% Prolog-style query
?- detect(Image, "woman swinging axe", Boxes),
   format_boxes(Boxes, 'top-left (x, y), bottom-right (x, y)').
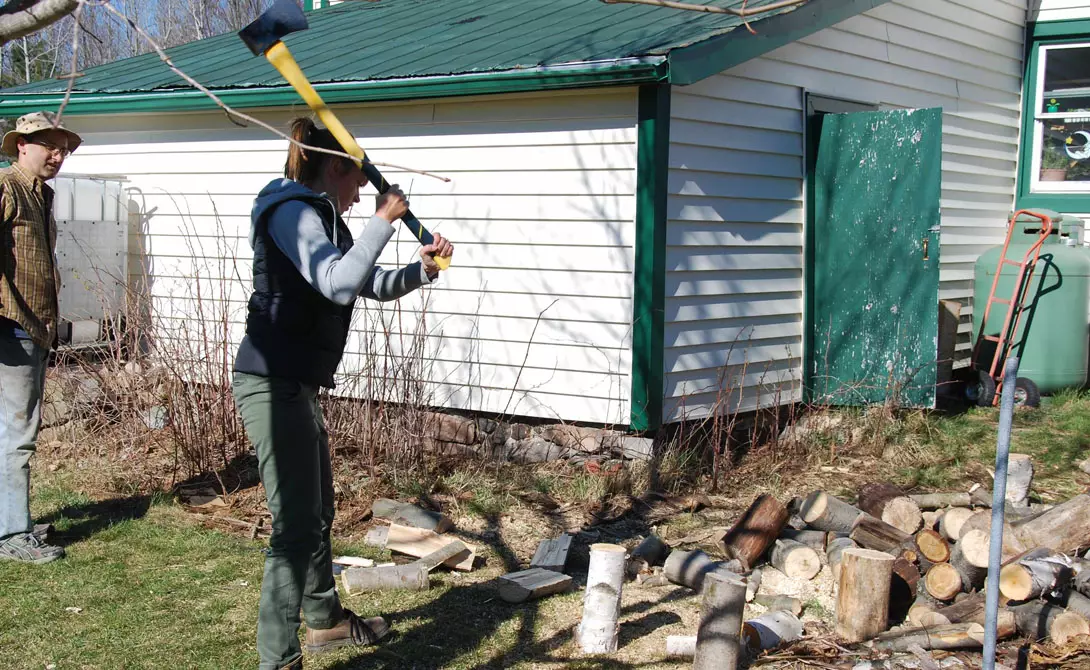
top-left (231, 117), bottom-right (454, 670)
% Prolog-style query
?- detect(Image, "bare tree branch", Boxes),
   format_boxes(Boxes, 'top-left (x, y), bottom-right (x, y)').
top-left (53, 0), bottom-right (82, 121)
top-left (600, 0), bottom-right (807, 18)
top-left (0, 0), bottom-right (78, 47)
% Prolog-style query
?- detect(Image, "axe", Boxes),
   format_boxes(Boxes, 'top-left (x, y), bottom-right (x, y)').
top-left (239, 0), bottom-right (450, 270)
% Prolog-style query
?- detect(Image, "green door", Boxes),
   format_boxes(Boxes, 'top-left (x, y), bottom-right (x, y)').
top-left (809, 107), bottom-right (942, 408)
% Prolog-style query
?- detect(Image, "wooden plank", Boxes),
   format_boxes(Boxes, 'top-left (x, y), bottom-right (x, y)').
top-left (385, 524), bottom-right (476, 571)
top-left (496, 567), bottom-right (572, 603)
top-left (530, 535), bottom-right (572, 573)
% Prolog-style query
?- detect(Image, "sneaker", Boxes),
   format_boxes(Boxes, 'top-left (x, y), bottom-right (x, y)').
top-left (304, 609), bottom-right (389, 654)
top-left (0, 532), bottom-right (65, 564)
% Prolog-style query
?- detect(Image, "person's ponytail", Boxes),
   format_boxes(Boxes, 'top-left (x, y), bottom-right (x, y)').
top-left (282, 116), bottom-right (348, 186)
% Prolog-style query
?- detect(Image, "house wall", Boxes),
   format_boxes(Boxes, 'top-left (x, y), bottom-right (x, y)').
top-left (1031, 0), bottom-right (1090, 22)
top-left (664, 0), bottom-right (1027, 422)
top-left (59, 89), bottom-right (639, 424)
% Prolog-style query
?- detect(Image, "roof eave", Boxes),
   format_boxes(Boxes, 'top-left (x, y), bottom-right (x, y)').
top-left (667, 0), bottom-right (893, 86)
top-left (0, 57), bottom-right (669, 116)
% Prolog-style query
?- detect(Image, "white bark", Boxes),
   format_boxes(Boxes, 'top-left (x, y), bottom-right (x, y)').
top-left (579, 544), bottom-right (626, 654)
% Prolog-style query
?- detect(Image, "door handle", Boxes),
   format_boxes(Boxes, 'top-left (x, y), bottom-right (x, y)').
top-left (922, 237), bottom-right (929, 261)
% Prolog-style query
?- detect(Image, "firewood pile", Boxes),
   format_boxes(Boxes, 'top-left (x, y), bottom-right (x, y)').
top-left (622, 460), bottom-right (1090, 667)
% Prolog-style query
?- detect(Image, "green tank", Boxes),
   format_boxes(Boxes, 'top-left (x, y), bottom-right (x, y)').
top-left (972, 210), bottom-right (1090, 395)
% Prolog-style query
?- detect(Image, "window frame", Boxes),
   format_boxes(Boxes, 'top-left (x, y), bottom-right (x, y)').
top-left (1028, 41), bottom-right (1090, 194)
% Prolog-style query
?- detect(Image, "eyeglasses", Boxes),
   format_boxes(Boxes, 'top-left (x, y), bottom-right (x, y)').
top-left (29, 138), bottom-right (70, 158)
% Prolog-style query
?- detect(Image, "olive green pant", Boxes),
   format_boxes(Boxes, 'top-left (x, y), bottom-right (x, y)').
top-left (232, 372), bottom-right (343, 670)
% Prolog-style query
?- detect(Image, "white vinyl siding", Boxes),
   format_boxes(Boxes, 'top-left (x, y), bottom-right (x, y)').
top-left (664, 0), bottom-right (1027, 422)
top-left (1032, 0), bottom-right (1090, 22)
top-left (60, 89), bottom-right (639, 424)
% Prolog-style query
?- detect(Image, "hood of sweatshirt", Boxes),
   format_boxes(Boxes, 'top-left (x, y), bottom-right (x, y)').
top-left (249, 177), bottom-right (336, 249)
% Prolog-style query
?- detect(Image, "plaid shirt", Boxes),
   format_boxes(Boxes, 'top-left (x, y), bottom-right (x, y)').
top-left (0, 163), bottom-right (59, 349)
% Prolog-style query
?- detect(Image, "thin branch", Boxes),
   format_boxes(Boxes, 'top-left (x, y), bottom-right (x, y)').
top-left (53, 0), bottom-right (83, 122)
top-left (0, 0), bottom-right (78, 47)
top-left (77, 0), bottom-right (450, 183)
top-left (600, 0), bottom-right (808, 18)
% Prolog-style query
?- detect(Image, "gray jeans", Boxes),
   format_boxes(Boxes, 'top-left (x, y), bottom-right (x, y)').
top-left (0, 335), bottom-right (47, 540)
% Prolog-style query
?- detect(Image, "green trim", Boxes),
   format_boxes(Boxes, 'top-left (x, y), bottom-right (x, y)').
top-left (0, 60), bottom-right (667, 116)
top-left (667, 0), bottom-right (891, 85)
top-left (1028, 18), bottom-right (1090, 40)
top-left (630, 84), bottom-right (670, 432)
top-left (303, 0), bottom-right (314, 10)
top-left (1015, 35), bottom-right (1090, 212)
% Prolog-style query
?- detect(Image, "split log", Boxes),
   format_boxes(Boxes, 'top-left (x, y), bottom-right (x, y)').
top-left (578, 544), bottom-right (626, 654)
top-left (371, 498), bottom-right (453, 533)
top-left (665, 635), bottom-right (697, 659)
top-left (890, 556), bottom-right (921, 622)
top-left (364, 525), bottom-right (389, 548)
top-left (836, 548), bottom-right (894, 643)
top-left (694, 571), bottom-right (747, 670)
top-left (857, 482), bottom-right (923, 534)
top-left (915, 529), bottom-right (951, 565)
top-left (497, 567), bottom-right (572, 603)
top-left (827, 537), bottom-right (857, 582)
top-left (785, 515), bottom-right (807, 531)
top-left (1002, 453), bottom-right (1034, 508)
top-left (921, 509), bottom-right (943, 531)
top-left (1051, 611), bottom-right (1090, 645)
top-left (745, 569), bottom-right (762, 603)
top-left (873, 620), bottom-right (1015, 652)
top-left (417, 540), bottom-right (471, 572)
top-left (770, 539), bottom-right (821, 580)
top-left (999, 548), bottom-right (1074, 602)
top-left (939, 507), bottom-right (974, 542)
top-left (950, 529), bottom-right (990, 591)
top-left (664, 549), bottom-right (741, 592)
top-left (742, 610), bottom-right (804, 653)
top-left (1013, 600), bottom-right (1064, 640)
top-left (753, 594), bottom-right (803, 616)
top-left (386, 524), bottom-right (476, 571)
top-left (800, 491), bottom-right (864, 533)
top-left (341, 563), bottom-right (429, 594)
top-left (531, 535), bottom-right (572, 573)
top-left (923, 562), bottom-right (963, 602)
top-left (719, 494), bottom-right (789, 571)
top-left (779, 529), bottom-right (829, 553)
top-left (850, 514), bottom-right (914, 555)
top-left (1012, 494), bottom-right (1090, 555)
top-left (626, 534), bottom-right (669, 577)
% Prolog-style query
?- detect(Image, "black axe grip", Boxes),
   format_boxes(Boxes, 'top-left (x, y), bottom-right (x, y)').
top-left (361, 162), bottom-right (434, 247)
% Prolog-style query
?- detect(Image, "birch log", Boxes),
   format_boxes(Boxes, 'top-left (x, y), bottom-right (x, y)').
top-left (665, 635), bottom-right (697, 659)
top-left (1002, 453), bottom-right (1034, 508)
top-left (626, 534), bottom-right (669, 577)
top-left (745, 568), bottom-right (762, 603)
top-left (836, 548), bottom-right (894, 643)
top-left (770, 539), bottom-right (821, 580)
top-left (719, 494), bottom-right (788, 571)
top-left (579, 544), bottom-right (626, 654)
top-left (694, 571), bottom-right (746, 670)
top-left (664, 549), bottom-right (741, 592)
top-left (341, 563), bottom-right (429, 594)
top-left (857, 482), bottom-right (923, 534)
top-left (800, 491), bottom-right (864, 533)
top-left (742, 611), bottom-right (804, 653)
top-left (999, 548), bottom-right (1074, 602)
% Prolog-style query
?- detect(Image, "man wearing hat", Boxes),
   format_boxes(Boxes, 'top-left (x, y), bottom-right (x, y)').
top-left (0, 111), bottom-right (81, 564)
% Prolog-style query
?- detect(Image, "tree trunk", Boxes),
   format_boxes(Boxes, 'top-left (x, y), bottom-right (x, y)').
top-left (939, 507), bottom-right (974, 542)
top-left (626, 534), bottom-right (669, 577)
top-left (999, 548), bottom-right (1074, 602)
top-left (915, 529), bottom-right (951, 565)
top-left (857, 482), bottom-right (923, 534)
top-left (1012, 494), bottom-right (1090, 555)
top-left (694, 571), bottom-right (747, 670)
top-left (950, 529), bottom-right (990, 591)
top-left (341, 563), bottom-right (429, 594)
top-left (770, 539), bottom-right (821, 580)
top-left (719, 493), bottom-right (788, 571)
top-left (827, 537), bottom-right (857, 582)
top-left (578, 544), bottom-right (626, 654)
top-left (924, 562), bottom-right (963, 602)
top-left (742, 610), bottom-right (804, 653)
top-left (850, 513), bottom-right (914, 555)
top-left (836, 548), bottom-right (894, 643)
top-left (800, 491), bottom-right (863, 533)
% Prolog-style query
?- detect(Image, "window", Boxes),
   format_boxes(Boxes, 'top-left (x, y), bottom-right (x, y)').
top-left (1031, 43), bottom-right (1090, 192)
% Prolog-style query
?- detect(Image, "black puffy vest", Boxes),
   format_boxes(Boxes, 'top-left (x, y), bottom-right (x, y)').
top-left (233, 194), bottom-right (355, 388)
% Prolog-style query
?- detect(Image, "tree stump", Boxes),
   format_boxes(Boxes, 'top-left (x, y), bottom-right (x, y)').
top-left (857, 482), bottom-right (923, 534)
top-left (694, 571), bottom-right (746, 670)
top-left (836, 548), bottom-right (894, 643)
top-left (578, 544), bottom-right (626, 654)
top-left (800, 491), bottom-right (863, 533)
top-left (719, 494), bottom-right (788, 571)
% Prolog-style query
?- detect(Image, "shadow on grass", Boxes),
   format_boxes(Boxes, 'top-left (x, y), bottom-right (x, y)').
top-left (39, 494), bottom-right (153, 544)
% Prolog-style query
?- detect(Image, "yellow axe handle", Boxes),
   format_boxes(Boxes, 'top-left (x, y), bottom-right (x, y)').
top-left (264, 41), bottom-right (451, 271)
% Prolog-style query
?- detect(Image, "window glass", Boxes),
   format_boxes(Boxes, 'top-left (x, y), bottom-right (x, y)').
top-left (1039, 120), bottom-right (1090, 183)
top-left (1041, 45), bottom-right (1090, 115)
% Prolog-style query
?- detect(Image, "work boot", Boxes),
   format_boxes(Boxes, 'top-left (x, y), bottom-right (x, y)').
top-left (0, 532), bottom-right (65, 564)
top-left (304, 609), bottom-right (389, 654)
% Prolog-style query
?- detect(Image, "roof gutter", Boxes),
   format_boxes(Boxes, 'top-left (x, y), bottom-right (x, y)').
top-left (0, 57), bottom-right (668, 116)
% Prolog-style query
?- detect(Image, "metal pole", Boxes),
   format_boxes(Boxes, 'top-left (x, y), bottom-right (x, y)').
top-left (983, 356), bottom-right (1019, 670)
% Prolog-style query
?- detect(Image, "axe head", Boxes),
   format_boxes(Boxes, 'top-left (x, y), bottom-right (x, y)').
top-left (238, 0), bottom-right (309, 56)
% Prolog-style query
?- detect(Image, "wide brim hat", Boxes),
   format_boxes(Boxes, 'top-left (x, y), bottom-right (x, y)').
top-left (2, 111), bottom-right (83, 157)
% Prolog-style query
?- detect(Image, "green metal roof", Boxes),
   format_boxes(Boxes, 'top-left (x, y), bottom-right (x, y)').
top-left (0, 0), bottom-right (885, 115)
